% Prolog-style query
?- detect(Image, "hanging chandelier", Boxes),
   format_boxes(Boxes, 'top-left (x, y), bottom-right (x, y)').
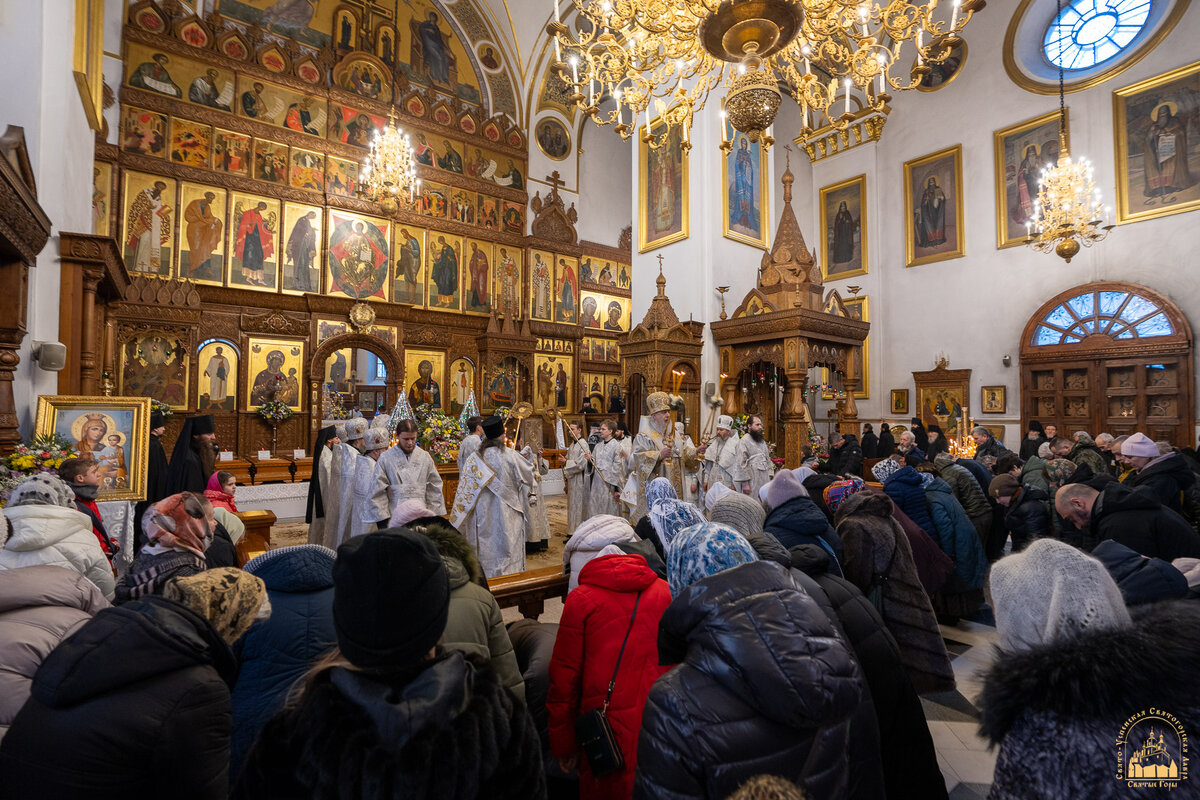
top-left (1024, 0), bottom-right (1112, 262)
top-left (546, 0), bottom-right (984, 149)
top-left (358, 108), bottom-right (419, 215)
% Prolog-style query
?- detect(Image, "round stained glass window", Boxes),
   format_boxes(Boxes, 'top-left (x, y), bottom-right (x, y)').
top-left (1043, 0), bottom-right (1152, 69)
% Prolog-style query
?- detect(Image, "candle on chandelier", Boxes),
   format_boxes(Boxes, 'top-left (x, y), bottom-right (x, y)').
top-left (553, 0), bottom-right (560, 23)
top-left (916, 29), bottom-right (924, 64)
top-left (801, 100), bottom-right (808, 129)
top-left (844, 79), bottom-right (851, 114)
top-left (952, 0), bottom-right (960, 29)
top-left (645, 106), bottom-right (651, 135)
top-left (719, 109), bottom-right (728, 143)
top-left (570, 56), bottom-right (579, 84)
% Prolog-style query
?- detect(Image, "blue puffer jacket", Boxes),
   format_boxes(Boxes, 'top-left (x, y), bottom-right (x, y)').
top-left (923, 477), bottom-right (988, 591)
top-left (764, 495), bottom-right (844, 576)
top-left (882, 467), bottom-right (935, 535)
top-left (230, 545), bottom-right (337, 778)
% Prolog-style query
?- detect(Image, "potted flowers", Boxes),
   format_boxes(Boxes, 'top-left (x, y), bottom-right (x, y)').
top-left (256, 401), bottom-right (293, 455)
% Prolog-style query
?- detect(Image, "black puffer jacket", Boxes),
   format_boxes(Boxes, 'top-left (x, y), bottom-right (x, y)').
top-left (635, 561), bottom-right (862, 800)
top-left (0, 597), bottom-right (236, 798)
top-left (764, 495), bottom-right (843, 574)
top-left (860, 431), bottom-right (878, 459)
top-left (1090, 482), bottom-right (1200, 560)
top-left (1002, 485), bottom-right (1051, 551)
top-left (876, 428), bottom-right (896, 459)
top-left (1129, 453), bottom-right (1196, 513)
top-left (1091, 539), bottom-right (1188, 606)
top-left (829, 435), bottom-right (864, 477)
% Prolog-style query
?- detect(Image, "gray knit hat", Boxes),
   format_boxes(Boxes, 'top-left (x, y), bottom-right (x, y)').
top-left (989, 538), bottom-right (1130, 653)
top-left (710, 493), bottom-right (767, 538)
top-left (9, 473), bottom-right (77, 508)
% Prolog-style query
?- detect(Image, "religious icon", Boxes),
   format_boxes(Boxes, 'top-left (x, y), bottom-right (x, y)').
top-left (918, 384), bottom-right (966, 435)
top-left (555, 256), bottom-right (579, 324)
top-left (405, 350), bottom-right (445, 410)
top-left (451, 188), bottom-right (476, 224)
top-left (253, 139), bottom-right (289, 185)
top-left (502, 201), bottom-right (524, 234)
top-left (412, 11), bottom-right (454, 89)
top-left (723, 132), bottom-right (769, 248)
top-left (335, 8), bottom-right (358, 50)
top-left (120, 331), bottom-right (189, 409)
top-left (1114, 62), bottom-right (1200, 224)
top-left (495, 160), bottom-right (524, 190)
top-left (327, 211), bottom-right (390, 301)
top-left (246, 338), bottom-right (305, 411)
top-left (325, 348), bottom-right (351, 392)
top-left (916, 40), bottom-right (967, 92)
top-left (617, 263), bottom-right (631, 289)
top-left (122, 171), bottom-right (175, 277)
top-left (639, 110), bottom-right (689, 251)
top-left (530, 249), bottom-right (554, 320)
top-left (393, 227), bottom-right (425, 305)
top-left (228, 193), bottom-right (280, 291)
top-left (187, 66), bottom-right (232, 110)
top-left (426, 233), bottom-right (462, 311)
top-left (198, 339), bottom-right (237, 411)
top-left (329, 105), bottom-right (384, 148)
top-left (819, 175), bottom-right (868, 280)
top-left (167, 119), bottom-right (211, 168)
top-left (334, 56), bottom-right (392, 103)
top-left (121, 106), bottom-right (167, 158)
top-left (600, 295), bottom-right (629, 332)
top-left (213, 129), bottom-right (251, 175)
top-left (606, 340), bottom-right (618, 363)
top-left (890, 389), bottom-right (909, 415)
top-left (982, 385), bottom-right (1006, 413)
top-left (281, 202), bottom-right (322, 295)
top-left (905, 145), bottom-right (965, 267)
top-left (92, 161), bottom-right (112, 237)
top-left (437, 138), bottom-right (465, 173)
top-left (449, 357), bottom-right (475, 415)
top-left (126, 50), bottom-right (182, 98)
top-left (289, 149), bottom-right (325, 191)
top-left (325, 156), bottom-right (360, 197)
top-left (993, 110), bottom-right (1066, 247)
top-left (579, 294), bottom-right (601, 329)
top-left (377, 25), bottom-right (397, 66)
top-left (178, 183), bottom-right (226, 285)
top-left (35, 396), bottom-right (151, 502)
top-left (419, 182), bottom-right (448, 218)
top-left (463, 239), bottom-right (493, 315)
top-left (534, 354), bottom-right (573, 412)
top-left (478, 195), bottom-right (499, 230)
top-left (493, 246), bottom-right (522, 320)
top-left (478, 43), bottom-right (501, 71)
top-left (535, 118), bottom-right (571, 160)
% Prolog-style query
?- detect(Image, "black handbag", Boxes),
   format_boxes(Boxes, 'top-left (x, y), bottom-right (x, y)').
top-left (574, 591), bottom-right (642, 777)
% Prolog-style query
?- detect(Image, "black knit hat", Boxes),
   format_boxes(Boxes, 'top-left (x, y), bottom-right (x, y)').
top-left (333, 530), bottom-right (450, 669)
top-left (150, 410), bottom-right (165, 429)
top-left (481, 415), bottom-right (504, 439)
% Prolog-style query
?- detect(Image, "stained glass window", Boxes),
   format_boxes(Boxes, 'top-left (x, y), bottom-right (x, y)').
top-left (1044, 0), bottom-right (1151, 69)
top-left (1032, 290), bottom-right (1173, 345)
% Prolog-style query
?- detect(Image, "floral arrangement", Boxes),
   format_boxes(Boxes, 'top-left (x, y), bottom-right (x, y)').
top-left (0, 433), bottom-right (75, 504)
top-left (257, 401), bottom-right (294, 423)
top-left (149, 399), bottom-right (174, 422)
top-left (328, 406), bottom-right (352, 420)
top-left (808, 433), bottom-right (830, 463)
top-left (413, 404), bottom-right (460, 464)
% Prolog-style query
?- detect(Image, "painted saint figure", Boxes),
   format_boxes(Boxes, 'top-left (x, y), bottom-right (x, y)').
top-left (184, 191), bottom-right (222, 280)
top-left (1144, 102), bottom-right (1195, 198)
top-left (557, 259), bottom-right (577, 323)
top-left (416, 12), bottom-right (453, 85)
top-left (250, 350), bottom-right (287, 406)
top-left (235, 202), bottom-right (274, 286)
top-left (285, 211), bottom-right (318, 293)
top-left (188, 68), bottom-right (228, 110)
top-left (497, 247), bottom-right (520, 319)
top-left (467, 241), bottom-right (490, 311)
top-left (204, 346), bottom-right (230, 408)
top-left (831, 200), bottom-right (857, 264)
top-left (917, 175), bottom-right (947, 247)
top-left (437, 139), bottom-right (463, 173)
top-left (408, 360), bottom-right (441, 408)
top-left (731, 135), bottom-right (756, 229)
top-left (129, 53), bottom-right (181, 97)
top-left (395, 228), bottom-right (422, 303)
top-left (127, 181), bottom-right (172, 274)
top-left (531, 253), bottom-right (552, 319)
top-left (430, 236), bottom-right (458, 306)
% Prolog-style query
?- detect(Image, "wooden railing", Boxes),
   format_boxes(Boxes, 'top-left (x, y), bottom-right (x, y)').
top-left (235, 509), bottom-right (276, 565)
top-left (490, 566), bottom-right (569, 620)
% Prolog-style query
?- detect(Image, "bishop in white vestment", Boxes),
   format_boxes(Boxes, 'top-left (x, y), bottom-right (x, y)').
top-left (630, 392), bottom-right (700, 520)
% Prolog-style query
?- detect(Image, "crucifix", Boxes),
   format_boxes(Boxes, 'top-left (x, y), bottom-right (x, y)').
top-left (544, 170), bottom-right (565, 199)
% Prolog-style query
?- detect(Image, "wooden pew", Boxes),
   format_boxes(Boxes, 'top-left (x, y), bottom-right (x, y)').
top-left (490, 566), bottom-right (569, 620)
top-left (235, 508), bottom-right (276, 565)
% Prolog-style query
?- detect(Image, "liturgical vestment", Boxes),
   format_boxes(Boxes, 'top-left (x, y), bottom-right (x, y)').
top-left (563, 439), bottom-right (591, 535)
top-left (733, 436), bottom-right (775, 497)
top-left (369, 444), bottom-right (446, 523)
top-left (458, 445), bottom-right (534, 577)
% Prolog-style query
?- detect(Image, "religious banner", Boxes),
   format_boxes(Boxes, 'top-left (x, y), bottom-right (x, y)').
top-left (213, 129), bottom-right (251, 175)
top-left (555, 255), bottom-right (579, 324)
top-left (177, 183), bottom-right (226, 285)
top-left (122, 171), bottom-right (176, 277)
top-left (246, 338), bottom-right (305, 412)
top-left (168, 118), bottom-right (211, 168)
top-left (197, 338), bottom-right (237, 411)
top-left (426, 232), bottom-right (463, 311)
top-left (529, 249), bottom-right (554, 320)
top-left (723, 131), bottom-right (769, 248)
top-left (463, 239), bottom-right (493, 315)
top-left (993, 109), bottom-right (1067, 248)
top-left (405, 350), bottom-right (446, 411)
top-left (327, 210), bottom-right (390, 301)
top-left (228, 193), bottom-right (280, 291)
top-left (449, 358), bottom-right (475, 415)
top-left (393, 226), bottom-right (426, 305)
top-left (534, 353), bottom-right (573, 412)
top-left (639, 110), bottom-right (689, 252)
top-left (492, 245), bottom-right (522, 319)
top-left (281, 202), bottom-right (323, 295)
top-left (904, 145), bottom-right (965, 267)
top-left (120, 331), bottom-right (189, 409)
top-left (819, 174), bottom-right (868, 280)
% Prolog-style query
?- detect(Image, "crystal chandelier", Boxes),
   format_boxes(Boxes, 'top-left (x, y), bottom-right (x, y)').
top-left (359, 108), bottom-right (419, 215)
top-left (546, 0), bottom-right (984, 149)
top-left (1024, 0), bottom-right (1112, 262)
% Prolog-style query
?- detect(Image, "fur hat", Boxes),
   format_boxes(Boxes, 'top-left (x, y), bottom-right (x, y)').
top-left (764, 469), bottom-right (807, 510)
top-left (989, 474), bottom-right (1021, 499)
top-left (666, 521), bottom-right (758, 596)
top-left (710, 493), bottom-right (767, 537)
top-left (645, 391), bottom-right (671, 415)
top-left (871, 457), bottom-right (902, 483)
top-left (716, 414), bottom-right (734, 431)
top-left (334, 530), bottom-right (450, 669)
top-left (362, 428), bottom-right (390, 452)
top-left (1121, 432), bottom-right (1158, 458)
top-left (164, 567), bottom-right (268, 646)
top-left (989, 537), bottom-right (1130, 653)
top-left (344, 418), bottom-right (368, 442)
top-left (8, 473), bottom-right (77, 508)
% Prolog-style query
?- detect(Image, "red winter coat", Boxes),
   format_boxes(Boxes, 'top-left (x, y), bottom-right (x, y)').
top-left (548, 554), bottom-right (671, 800)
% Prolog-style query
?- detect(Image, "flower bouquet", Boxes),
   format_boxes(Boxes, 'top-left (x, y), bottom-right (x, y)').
top-left (414, 404), bottom-right (461, 465)
top-left (149, 399), bottom-right (174, 423)
top-left (256, 401), bottom-right (293, 423)
top-left (0, 433), bottom-right (75, 505)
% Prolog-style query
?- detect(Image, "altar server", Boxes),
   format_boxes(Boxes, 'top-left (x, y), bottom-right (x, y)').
top-left (370, 419), bottom-right (446, 524)
top-left (563, 420), bottom-right (591, 535)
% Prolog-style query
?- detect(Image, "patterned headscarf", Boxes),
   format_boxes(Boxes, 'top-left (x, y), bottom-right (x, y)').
top-left (872, 458), bottom-right (902, 483)
top-left (1044, 458), bottom-right (1077, 488)
top-left (8, 473), bottom-right (77, 508)
top-left (646, 477), bottom-right (678, 508)
top-left (917, 471), bottom-right (936, 488)
top-left (823, 478), bottom-right (866, 515)
top-left (142, 493), bottom-right (214, 557)
top-left (666, 522), bottom-right (759, 597)
top-left (164, 567), bottom-right (269, 646)
top-left (650, 499), bottom-right (705, 547)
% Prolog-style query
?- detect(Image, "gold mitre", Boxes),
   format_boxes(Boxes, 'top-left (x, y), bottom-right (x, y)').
top-left (646, 392), bottom-right (671, 415)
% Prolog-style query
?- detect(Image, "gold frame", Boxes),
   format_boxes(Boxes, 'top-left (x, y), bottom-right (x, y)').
top-left (534, 117), bottom-right (571, 161)
top-left (1002, 0), bottom-right (1191, 95)
top-left (121, 170), bottom-right (177, 278)
top-left (722, 131), bottom-right (771, 249)
top-left (1113, 59), bottom-right (1200, 225)
top-left (73, 0), bottom-right (105, 131)
top-left (915, 39), bottom-right (967, 93)
top-left (981, 384), bottom-right (1006, 414)
top-left (403, 348), bottom-right (448, 412)
top-left (35, 395), bottom-right (152, 502)
top-left (890, 389), bottom-right (909, 415)
top-left (904, 144), bottom-right (966, 267)
top-left (638, 111), bottom-right (690, 252)
top-left (993, 109), bottom-right (1069, 249)
top-left (819, 174), bottom-right (868, 280)
top-left (245, 337), bottom-right (306, 412)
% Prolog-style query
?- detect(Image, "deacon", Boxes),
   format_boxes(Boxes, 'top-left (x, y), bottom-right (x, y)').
top-left (305, 422), bottom-right (342, 546)
top-left (563, 420), bottom-right (591, 535)
top-left (457, 415), bottom-right (484, 472)
top-left (630, 392), bottom-right (699, 519)
top-left (674, 421), bottom-right (705, 506)
top-left (587, 418), bottom-right (626, 517)
top-left (164, 413), bottom-right (217, 495)
top-left (453, 416), bottom-right (534, 577)
top-left (700, 414), bottom-right (741, 494)
top-left (370, 419), bottom-right (446, 523)
top-left (732, 414), bottom-right (775, 496)
top-left (353, 427), bottom-right (391, 537)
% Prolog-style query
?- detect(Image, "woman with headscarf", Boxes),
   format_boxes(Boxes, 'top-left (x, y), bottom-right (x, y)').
top-left (115, 492), bottom-right (215, 604)
top-left (562, 514), bottom-right (639, 592)
top-left (709, 492), bottom-right (791, 567)
top-left (981, 538), bottom-right (1200, 799)
top-left (762, 470), bottom-right (843, 574)
top-left (636, 523), bottom-right (863, 798)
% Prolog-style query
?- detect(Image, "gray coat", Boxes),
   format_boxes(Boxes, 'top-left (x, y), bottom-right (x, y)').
top-left (934, 456), bottom-right (990, 519)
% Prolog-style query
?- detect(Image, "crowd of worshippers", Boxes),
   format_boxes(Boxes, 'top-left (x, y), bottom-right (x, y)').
top-left (1, 402), bottom-right (1200, 799)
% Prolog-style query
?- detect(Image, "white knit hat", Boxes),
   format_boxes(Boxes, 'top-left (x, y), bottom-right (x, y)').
top-left (989, 538), bottom-right (1130, 653)
top-left (704, 482), bottom-right (734, 512)
top-left (1121, 432), bottom-right (1158, 458)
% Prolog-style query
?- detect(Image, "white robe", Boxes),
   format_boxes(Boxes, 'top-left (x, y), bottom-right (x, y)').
top-left (563, 439), bottom-right (591, 535)
top-left (703, 432), bottom-right (741, 492)
top-left (631, 421), bottom-right (700, 520)
top-left (457, 433), bottom-right (481, 472)
top-left (733, 435), bottom-right (775, 497)
top-left (520, 446), bottom-right (550, 544)
top-left (588, 438), bottom-right (624, 517)
top-left (370, 445), bottom-right (446, 523)
top-left (307, 445), bottom-right (335, 546)
top-left (458, 445), bottom-right (533, 577)
top-left (352, 453), bottom-right (380, 537)
top-left (323, 442), bottom-right (360, 550)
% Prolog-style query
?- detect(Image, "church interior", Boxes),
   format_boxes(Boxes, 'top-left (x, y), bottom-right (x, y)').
top-left (0, 0), bottom-right (1198, 796)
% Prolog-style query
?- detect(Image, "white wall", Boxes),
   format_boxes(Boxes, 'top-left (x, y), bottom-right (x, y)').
top-left (0, 0), bottom-right (100, 436)
top-left (576, 115), bottom-right (632, 246)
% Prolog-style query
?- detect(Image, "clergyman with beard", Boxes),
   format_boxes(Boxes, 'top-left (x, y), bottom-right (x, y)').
top-left (165, 413), bottom-right (219, 495)
top-left (629, 392), bottom-right (697, 519)
top-left (732, 414), bottom-right (775, 497)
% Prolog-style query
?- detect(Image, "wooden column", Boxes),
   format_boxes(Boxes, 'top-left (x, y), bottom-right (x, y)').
top-left (58, 234), bottom-right (128, 397)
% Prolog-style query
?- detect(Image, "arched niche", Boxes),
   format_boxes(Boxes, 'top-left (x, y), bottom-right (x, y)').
top-left (309, 332), bottom-right (403, 443)
top-left (1019, 281), bottom-right (1194, 443)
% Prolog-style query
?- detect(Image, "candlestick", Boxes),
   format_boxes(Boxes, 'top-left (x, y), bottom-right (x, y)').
top-left (645, 106), bottom-right (650, 135)
top-left (916, 29), bottom-right (923, 64)
top-left (554, 35), bottom-right (561, 62)
top-left (719, 110), bottom-right (727, 143)
top-left (801, 100), bottom-right (808, 129)
top-left (570, 57), bottom-right (579, 84)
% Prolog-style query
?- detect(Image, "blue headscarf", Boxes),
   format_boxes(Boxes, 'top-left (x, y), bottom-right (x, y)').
top-left (650, 499), bottom-right (704, 547)
top-left (646, 477), bottom-right (677, 507)
top-left (666, 521), bottom-right (759, 596)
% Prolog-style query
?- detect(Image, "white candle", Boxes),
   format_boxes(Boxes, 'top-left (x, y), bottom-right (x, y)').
top-left (804, 57), bottom-right (811, 75)
top-left (645, 106), bottom-right (650, 135)
top-left (683, 122), bottom-right (689, 143)
top-left (554, 36), bottom-right (561, 62)
top-left (589, 79), bottom-right (595, 105)
top-left (802, 100), bottom-right (808, 129)
top-left (951, 0), bottom-right (960, 29)
top-left (916, 29), bottom-right (923, 64)
top-left (553, 0), bottom-right (560, 23)
top-left (720, 110), bottom-right (727, 143)
top-left (844, 80), bottom-right (851, 113)
top-left (570, 57), bottom-right (579, 84)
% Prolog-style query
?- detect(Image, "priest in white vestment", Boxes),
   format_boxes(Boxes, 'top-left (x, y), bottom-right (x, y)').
top-left (370, 418), bottom-right (446, 524)
top-left (563, 421), bottom-right (591, 535)
top-left (306, 421), bottom-right (343, 546)
top-left (700, 415), bottom-right (741, 493)
top-left (732, 413), bottom-right (775, 497)
top-left (452, 416), bottom-right (534, 577)
top-left (324, 418), bottom-right (368, 549)
top-left (587, 419), bottom-right (625, 517)
top-left (352, 428), bottom-right (390, 537)
top-left (630, 392), bottom-right (700, 520)
top-left (457, 415), bottom-right (484, 472)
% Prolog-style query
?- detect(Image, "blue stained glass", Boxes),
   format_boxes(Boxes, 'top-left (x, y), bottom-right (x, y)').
top-left (1044, 305), bottom-right (1075, 327)
top-left (1099, 291), bottom-right (1128, 315)
top-left (1044, 0), bottom-right (1151, 70)
top-left (1035, 325), bottom-right (1063, 345)
top-left (1069, 324), bottom-right (1088, 337)
top-left (1117, 330), bottom-right (1135, 339)
top-left (1067, 293), bottom-right (1095, 318)
top-left (1065, 335), bottom-right (1082, 343)
top-left (1120, 294), bottom-right (1158, 321)
top-left (1135, 313), bottom-right (1173, 337)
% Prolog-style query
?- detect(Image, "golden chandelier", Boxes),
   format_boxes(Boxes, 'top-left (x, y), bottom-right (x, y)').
top-left (358, 108), bottom-right (419, 215)
top-left (547, 0), bottom-right (984, 148)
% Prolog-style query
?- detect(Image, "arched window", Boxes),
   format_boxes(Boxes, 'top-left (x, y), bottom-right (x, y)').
top-left (1043, 0), bottom-right (1151, 69)
top-left (1032, 289), bottom-right (1175, 345)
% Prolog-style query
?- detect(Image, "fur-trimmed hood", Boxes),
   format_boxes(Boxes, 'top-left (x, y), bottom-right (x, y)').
top-left (404, 517), bottom-right (485, 587)
top-left (980, 600), bottom-right (1200, 745)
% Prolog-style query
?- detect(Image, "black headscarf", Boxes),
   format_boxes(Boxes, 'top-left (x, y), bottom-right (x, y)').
top-left (165, 414), bottom-right (215, 495)
top-left (306, 425), bottom-right (338, 523)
